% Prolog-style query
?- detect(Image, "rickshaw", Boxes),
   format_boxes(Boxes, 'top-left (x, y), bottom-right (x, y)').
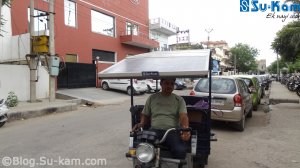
top-left (99, 49), bottom-right (216, 168)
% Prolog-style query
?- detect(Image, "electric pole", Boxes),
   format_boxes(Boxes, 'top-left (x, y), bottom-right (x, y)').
top-left (49, 0), bottom-right (56, 102)
top-left (205, 28), bottom-right (213, 49)
top-left (29, 0), bottom-right (37, 102)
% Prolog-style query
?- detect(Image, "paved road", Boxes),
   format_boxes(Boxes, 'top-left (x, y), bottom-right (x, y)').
top-left (1, 88), bottom-right (299, 168)
top-left (0, 102), bottom-right (133, 168)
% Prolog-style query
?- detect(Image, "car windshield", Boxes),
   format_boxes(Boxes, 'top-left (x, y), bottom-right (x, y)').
top-left (195, 78), bottom-right (236, 94)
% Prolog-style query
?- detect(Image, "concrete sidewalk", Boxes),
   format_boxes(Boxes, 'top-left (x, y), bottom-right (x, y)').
top-left (6, 88), bottom-right (133, 122)
top-left (56, 88), bottom-right (131, 105)
top-left (269, 81), bottom-right (300, 104)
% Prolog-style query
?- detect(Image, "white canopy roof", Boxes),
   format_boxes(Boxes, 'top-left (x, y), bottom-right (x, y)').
top-left (98, 49), bottom-right (211, 79)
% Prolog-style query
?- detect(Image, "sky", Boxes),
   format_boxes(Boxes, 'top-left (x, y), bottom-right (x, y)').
top-left (149, 0), bottom-right (294, 66)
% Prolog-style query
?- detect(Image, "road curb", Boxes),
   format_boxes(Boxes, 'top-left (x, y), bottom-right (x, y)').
top-left (7, 101), bottom-right (79, 122)
top-left (269, 98), bottom-right (300, 105)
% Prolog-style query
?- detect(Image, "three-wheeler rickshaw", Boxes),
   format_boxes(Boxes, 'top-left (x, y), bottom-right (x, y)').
top-left (99, 49), bottom-right (216, 168)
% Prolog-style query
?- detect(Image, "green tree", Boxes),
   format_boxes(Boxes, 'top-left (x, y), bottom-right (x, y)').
top-left (288, 58), bottom-right (300, 72)
top-left (267, 58), bottom-right (286, 74)
top-left (229, 43), bottom-right (258, 73)
top-left (272, 21), bottom-right (300, 63)
top-left (190, 43), bottom-right (204, 49)
top-left (175, 43), bottom-right (204, 50)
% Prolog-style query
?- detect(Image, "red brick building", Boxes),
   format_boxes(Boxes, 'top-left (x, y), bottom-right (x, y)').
top-left (10, 0), bottom-right (159, 72)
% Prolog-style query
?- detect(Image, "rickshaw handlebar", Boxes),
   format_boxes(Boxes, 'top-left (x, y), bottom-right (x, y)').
top-left (158, 127), bottom-right (191, 144)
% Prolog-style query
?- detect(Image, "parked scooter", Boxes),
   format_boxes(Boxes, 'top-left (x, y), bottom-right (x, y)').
top-left (0, 99), bottom-right (9, 127)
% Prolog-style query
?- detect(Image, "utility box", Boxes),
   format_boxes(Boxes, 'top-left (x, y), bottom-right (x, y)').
top-left (32, 35), bottom-right (49, 53)
top-left (49, 56), bottom-right (60, 76)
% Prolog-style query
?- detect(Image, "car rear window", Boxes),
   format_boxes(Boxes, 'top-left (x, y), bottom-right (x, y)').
top-left (195, 78), bottom-right (236, 94)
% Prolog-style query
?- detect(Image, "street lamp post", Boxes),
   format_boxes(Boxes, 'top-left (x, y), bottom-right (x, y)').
top-left (205, 28), bottom-right (213, 49)
top-left (96, 56), bottom-right (100, 88)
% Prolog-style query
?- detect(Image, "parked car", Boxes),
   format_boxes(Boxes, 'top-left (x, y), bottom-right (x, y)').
top-left (174, 79), bottom-right (187, 90)
top-left (233, 75), bottom-right (262, 111)
top-left (144, 79), bottom-right (161, 92)
top-left (190, 76), bottom-right (253, 131)
top-left (192, 78), bottom-right (201, 87)
top-left (101, 79), bottom-right (148, 95)
top-left (255, 75), bottom-right (266, 97)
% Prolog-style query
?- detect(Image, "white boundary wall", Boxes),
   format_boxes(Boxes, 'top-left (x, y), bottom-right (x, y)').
top-left (0, 65), bottom-right (49, 101)
top-left (0, 33), bottom-right (30, 62)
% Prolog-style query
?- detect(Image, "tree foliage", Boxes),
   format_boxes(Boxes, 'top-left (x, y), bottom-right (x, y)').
top-left (271, 21), bottom-right (300, 63)
top-left (175, 43), bottom-right (204, 50)
top-left (229, 43), bottom-right (259, 73)
top-left (267, 58), bottom-right (287, 74)
top-left (268, 57), bottom-right (300, 73)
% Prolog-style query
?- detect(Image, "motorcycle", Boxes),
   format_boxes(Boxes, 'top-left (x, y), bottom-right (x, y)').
top-left (127, 127), bottom-right (192, 168)
top-left (0, 99), bottom-right (9, 127)
top-left (296, 83), bottom-right (300, 97)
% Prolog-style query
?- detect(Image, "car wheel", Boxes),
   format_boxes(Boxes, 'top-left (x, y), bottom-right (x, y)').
top-left (192, 156), bottom-right (205, 168)
top-left (236, 113), bottom-right (245, 132)
top-left (246, 107), bottom-right (253, 118)
top-left (127, 87), bottom-right (134, 96)
top-left (147, 85), bottom-right (152, 93)
top-left (0, 121), bottom-right (6, 127)
top-left (253, 103), bottom-right (258, 111)
top-left (102, 82), bottom-right (109, 90)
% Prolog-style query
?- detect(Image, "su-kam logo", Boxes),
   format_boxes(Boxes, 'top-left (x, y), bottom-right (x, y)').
top-left (240, 0), bottom-right (300, 12)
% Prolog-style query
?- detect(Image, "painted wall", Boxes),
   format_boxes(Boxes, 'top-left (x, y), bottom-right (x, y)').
top-left (10, 0), bottom-right (151, 72)
top-left (0, 65), bottom-right (49, 101)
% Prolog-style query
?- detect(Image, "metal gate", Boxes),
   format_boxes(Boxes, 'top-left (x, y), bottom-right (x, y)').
top-left (57, 62), bottom-right (96, 88)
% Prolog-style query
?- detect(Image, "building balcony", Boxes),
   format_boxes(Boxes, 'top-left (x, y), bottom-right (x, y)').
top-left (149, 18), bottom-right (178, 36)
top-left (120, 32), bottom-right (159, 49)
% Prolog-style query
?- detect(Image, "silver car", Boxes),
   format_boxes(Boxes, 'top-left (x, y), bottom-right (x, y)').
top-left (101, 79), bottom-right (148, 95)
top-left (145, 79), bottom-right (161, 92)
top-left (190, 76), bottom-right (253, 131)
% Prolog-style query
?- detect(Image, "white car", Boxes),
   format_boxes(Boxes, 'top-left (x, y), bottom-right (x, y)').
top-left (145, 79), bottom-right (161, 92)
top-left (101, 79), bottom-right (148, 95)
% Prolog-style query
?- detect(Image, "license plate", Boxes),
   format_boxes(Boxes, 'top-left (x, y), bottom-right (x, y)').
top-left (212, 99), bottom-right (225, 105)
